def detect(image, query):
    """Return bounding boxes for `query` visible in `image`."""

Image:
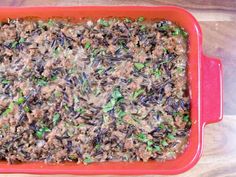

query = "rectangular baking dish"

[0,6,223,175]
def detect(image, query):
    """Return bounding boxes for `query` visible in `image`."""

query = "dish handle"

[202,55,223,125]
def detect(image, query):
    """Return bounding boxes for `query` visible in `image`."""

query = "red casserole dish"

[0,6,223,175]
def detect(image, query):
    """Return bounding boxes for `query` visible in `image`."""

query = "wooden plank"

[0,0,236,10]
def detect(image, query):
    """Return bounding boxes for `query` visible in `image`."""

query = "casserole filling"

[0,18,190,164]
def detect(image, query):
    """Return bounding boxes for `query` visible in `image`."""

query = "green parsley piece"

[167,133,175,140]
[23,106,30,112]
[172,28,181,36]
[134,62,145,70]
[16,97,25,105]
[103,99,116,113]
[132,88,145,100]
[183,115,190,122]
[161,140,168,146]
[137,133,148,142]
[2,102,14,116]
[75,107,86,114]
[154,145,161,152]
[18,37,25,44]
[84,155,92,163]
[85,41,91,49]
[53,112,60,126]
[47,19,54,26]
[36,127,51,139]
[103,88,124,113]
[137,16,145,22]
[124,18,132,23]
[99,19,109,27]
[37,79,48,86]
[140,25,146,31]
[1,79,10,85]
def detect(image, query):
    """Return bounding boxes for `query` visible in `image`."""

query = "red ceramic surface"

[0,6,223,175]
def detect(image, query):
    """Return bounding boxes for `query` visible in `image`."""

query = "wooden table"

[0,0,236,176]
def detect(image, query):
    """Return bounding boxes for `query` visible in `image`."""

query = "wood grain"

[0,0,235,176]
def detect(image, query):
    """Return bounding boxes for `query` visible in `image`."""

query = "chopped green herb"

[151,69,161,78]
[132,88,145,99]
[146,145,153,151]
[95,144,101,150]
[172,27,188,38]
[64,105,70,111]
[134,62,145,70]
[1,79,10,84]
[11,41,18,48]
[23,106,30,112]
[2,124,9,129]
[11,37,25,49]
[103,88,124,113]
[160,24,169,31]
[18,37,25,44]
[16,97,25,105]
[137,133,148,142]
[127,78,133,83]
[159,123,165,130]
[137,133,155,151]
[173,112,181,117]
[91,48,100,58]
[161,140,168,146]
[73,95,79,103]
[99,19,109,27]
[137,16,145,22]
[140,25,146,31]
[124,18,132,23]
[183,115,190,122]
[154,145,161,152]
[103,99,116,112]
[167,133,175,140]
[2,102,14,116]
[84,155,92,163]
[75,107,86,114]
[117,109,126,119]
[37,79,48,86]
[53,47,60,57]
[85,41,91,49]
[147,140,154,146]
[36,127,51,139]
[182,31,188,38]
[47,19,54,26]
[97,68,105,75]
[53,112,60,126]
[172,28,181,36]
[112,88,123,101]
[51,75,57,81]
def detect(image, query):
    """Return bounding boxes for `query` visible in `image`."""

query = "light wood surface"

[0,0,235,176]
